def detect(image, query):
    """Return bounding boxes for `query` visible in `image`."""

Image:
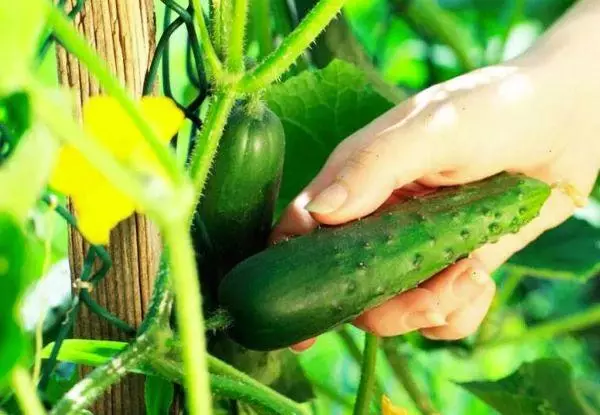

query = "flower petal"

[140,96,185,142]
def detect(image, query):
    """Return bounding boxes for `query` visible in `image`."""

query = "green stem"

[239,0,349,92]
[11,367,46,415]
[192,0,224,80]
[494,270,525,313]
[337,327,384,410]
[475,270,525,344]
[148,354,308,415]
[46,6,182,183]
[50,333,154,415]
[252,0,273,60]
[478,303,600,350]
[381,340,439,415]
[227,0,249,72]
[397,0,479,71]
[211,0,223,57]
[210,374,306,415]
[188,92,236,208]
[353,334,379,415]
[162,224,213,415]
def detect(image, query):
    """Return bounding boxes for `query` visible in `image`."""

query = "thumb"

[305,129,443,225]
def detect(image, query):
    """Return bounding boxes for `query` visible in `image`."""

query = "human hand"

[270,60,600,351]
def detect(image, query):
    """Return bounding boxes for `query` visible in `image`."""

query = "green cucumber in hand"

[218,173,551,351]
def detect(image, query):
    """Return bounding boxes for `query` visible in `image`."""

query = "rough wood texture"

[56,1,159,413]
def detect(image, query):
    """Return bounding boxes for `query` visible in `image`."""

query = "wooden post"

[56,1,159,413]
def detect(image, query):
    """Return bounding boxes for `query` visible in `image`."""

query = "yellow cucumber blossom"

[49,96,184,245]
[382,396,410,415]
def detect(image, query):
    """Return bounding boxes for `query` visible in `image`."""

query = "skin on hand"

[270,2,600,352]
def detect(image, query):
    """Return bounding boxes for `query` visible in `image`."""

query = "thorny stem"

[188,91,236,211]
[148,351,309,415]
[50,333,155,415]
[192,0,224,80]
[239,0,349,92]
[353,334,379,415]
[227,0,249,72]
[47,6,183,184]
[162,224,213,415]
[11,367,47,415]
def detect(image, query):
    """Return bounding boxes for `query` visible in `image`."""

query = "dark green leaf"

[145,376,174,415]
[459,358,595,415]
[0,92,31,147]
[43,363,78,406]
[266,60,394,211]
[506,217,600,281]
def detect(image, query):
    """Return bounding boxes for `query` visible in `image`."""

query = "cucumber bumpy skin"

[218,173,551,351]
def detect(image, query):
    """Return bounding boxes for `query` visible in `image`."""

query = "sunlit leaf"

[266,60,393,211]
[507,217,600,281]
[459,358,595,415]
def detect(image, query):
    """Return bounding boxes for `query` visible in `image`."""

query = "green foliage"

[266,59,394,211]
[41,339,128,367]
[0,0,48,93]
[507,217,600,281]
[459,358,596,415]
[145,376,175,415]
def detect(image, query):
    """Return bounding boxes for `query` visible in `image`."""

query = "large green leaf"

[506,217,600,281]
[266,59,394,211]
[459,358,595,415]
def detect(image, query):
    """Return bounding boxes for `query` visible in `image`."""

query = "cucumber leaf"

[41,339,128,367]
[458,358,595,415]
[506,217,600,282]
[266,59,394,212]
[144,376,174,415]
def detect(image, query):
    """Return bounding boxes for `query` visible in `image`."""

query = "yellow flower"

[382,395,410,415]
[49,96,184,245]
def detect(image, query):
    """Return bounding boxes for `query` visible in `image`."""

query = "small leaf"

[506,217,600,281]
[459,358,595,415]
[41,339,128,367]
[144,376,174,415]
[266,60,394,211]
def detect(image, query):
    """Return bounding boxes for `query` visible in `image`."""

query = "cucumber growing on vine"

[218,173,551,351]
[192,100,286,294]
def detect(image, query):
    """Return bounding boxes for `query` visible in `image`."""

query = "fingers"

[305,132,439,225]
[352,258,494,337]
[353,288,446,336]
[420,282,495,340]
[290,338,316,353]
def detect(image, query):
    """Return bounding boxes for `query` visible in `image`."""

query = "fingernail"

[404,310,446,331]
[450,266,489,301]
[305,183,348,214]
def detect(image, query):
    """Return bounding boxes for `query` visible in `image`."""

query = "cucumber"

[218,173,551,351]
[192,101,285,292]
